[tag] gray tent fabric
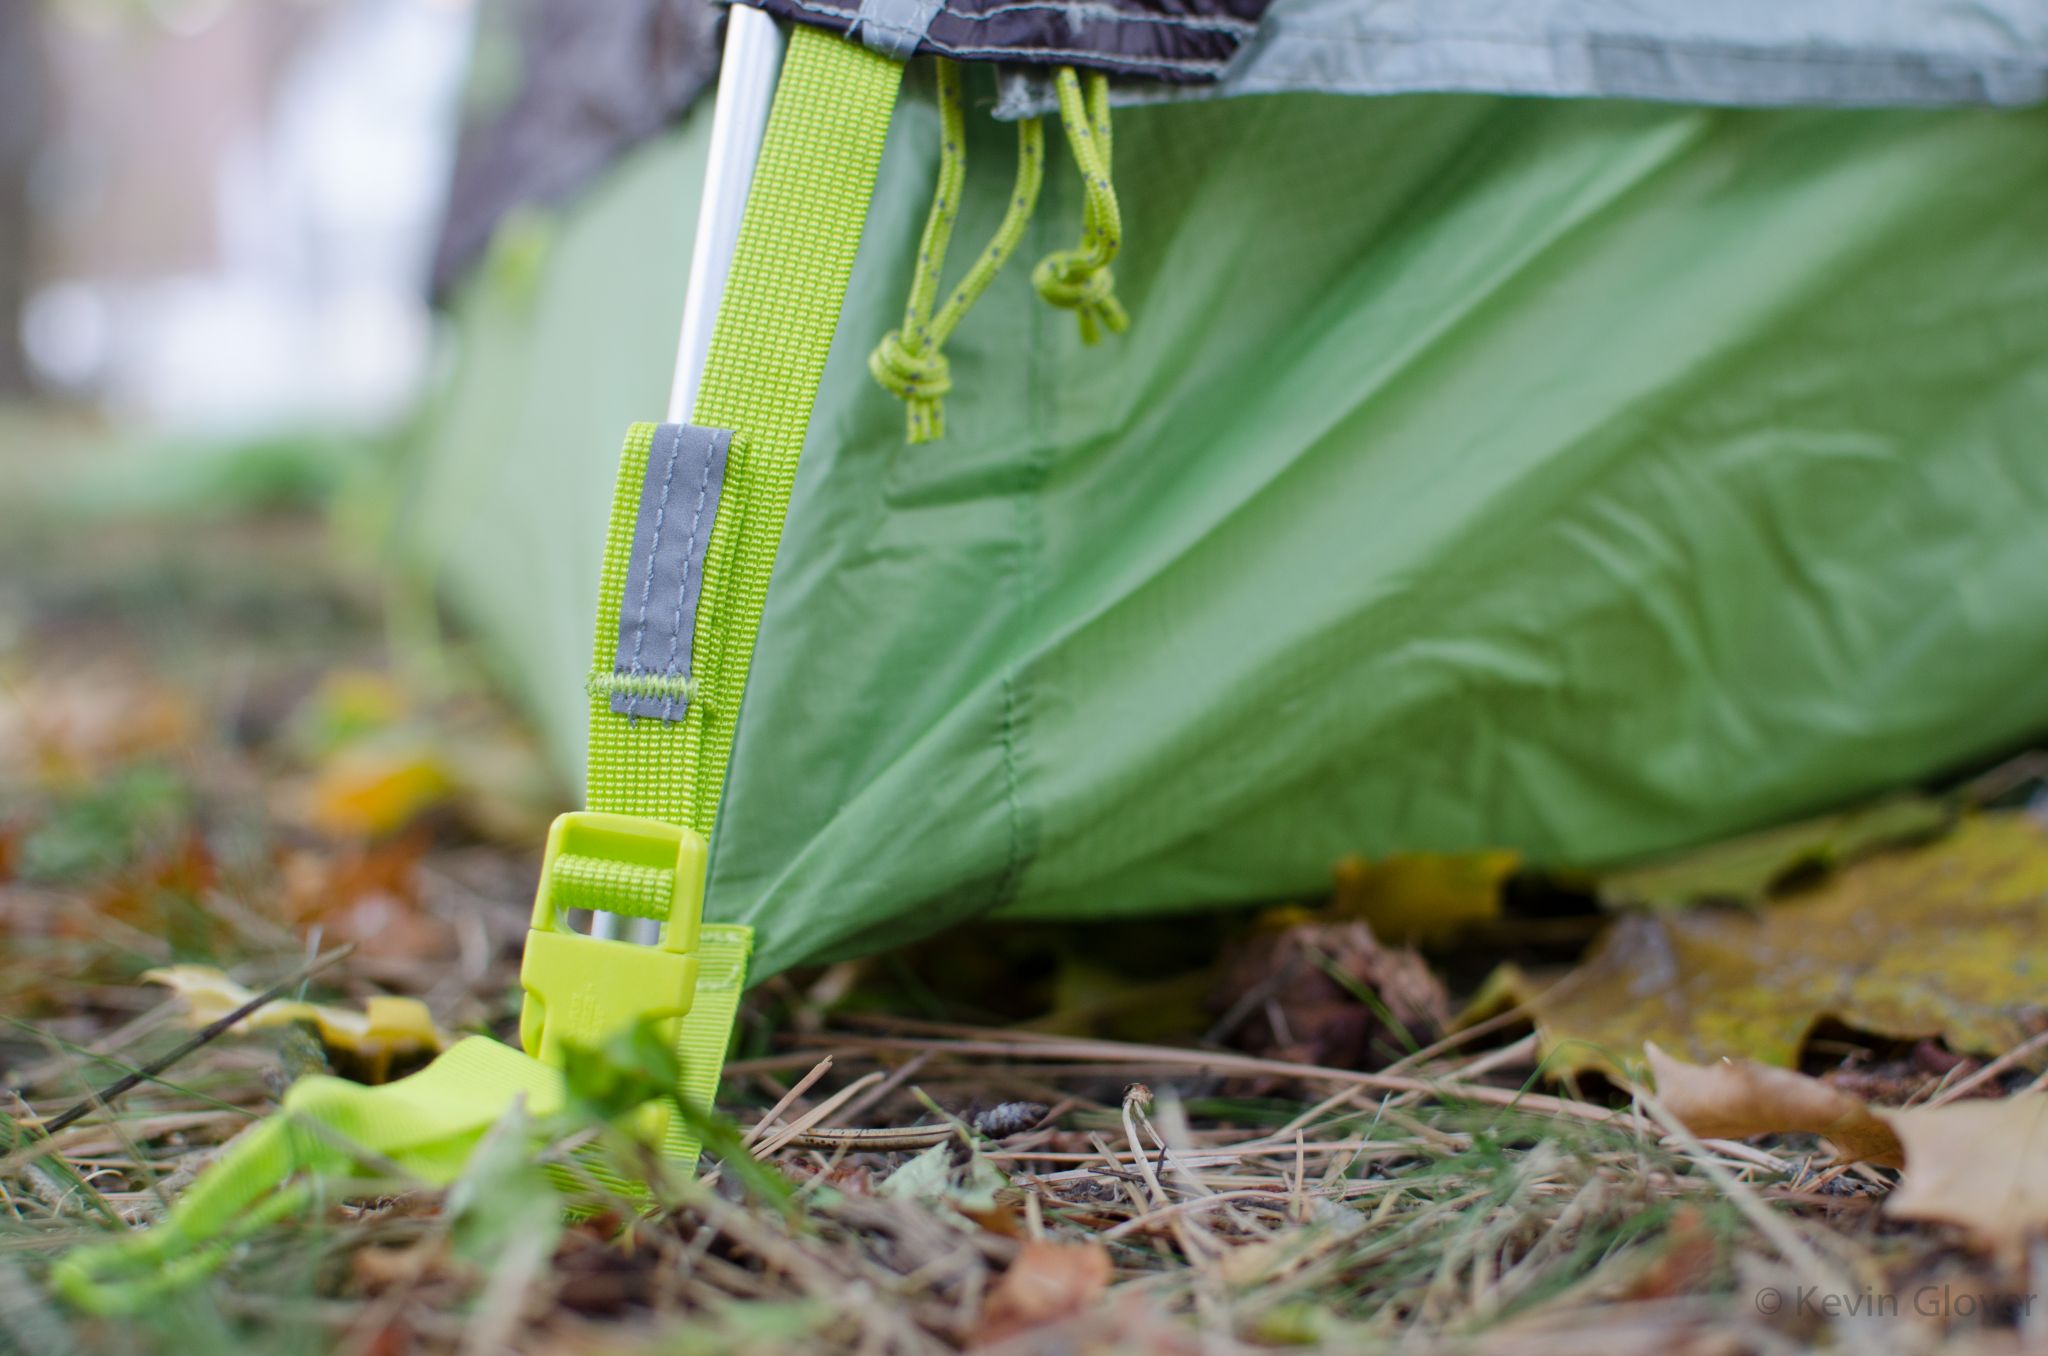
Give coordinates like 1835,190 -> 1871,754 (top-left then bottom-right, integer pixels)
994,0 -> 2048,117
430,0 -> 721,298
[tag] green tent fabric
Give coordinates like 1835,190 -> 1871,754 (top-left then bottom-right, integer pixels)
405,64 -> 2048,978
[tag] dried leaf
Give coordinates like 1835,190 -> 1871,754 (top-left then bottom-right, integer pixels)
1211,916 -> 1447,1075
1884,1096 -> 2048,1257
1613,1204 -> 1717,1302
1645,1044 -> 1903,1166
879,1139 -> 1008,1216
971,1240 -> 1112,1348
1648,1045 -> 2048,1256
1516,813 -> 2048,1073
1331,850 -> 1520,947
280,838 -> 451,964
144,964 -> 447,1071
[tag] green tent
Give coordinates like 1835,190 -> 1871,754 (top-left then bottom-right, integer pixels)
407,2 -> 2048,979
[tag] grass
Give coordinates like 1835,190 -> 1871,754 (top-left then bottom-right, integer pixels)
0,420 -> 2039,1353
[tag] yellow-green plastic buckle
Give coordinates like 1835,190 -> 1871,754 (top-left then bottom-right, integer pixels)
518,812 -> 706,1076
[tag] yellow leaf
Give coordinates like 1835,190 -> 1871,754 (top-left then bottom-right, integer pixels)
304,743 -> 453,838
1601,793 -> 1951,908
143,964 -> 446,1066
1330,850 -> 1519,948
1514,813 -> 2048,1074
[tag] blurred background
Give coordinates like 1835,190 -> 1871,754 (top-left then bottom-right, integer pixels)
3,0 -> 471,432
0,0 -> 592,1039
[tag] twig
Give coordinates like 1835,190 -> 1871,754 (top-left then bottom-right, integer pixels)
744,1057 -> 834,1148
803,1029 -> 1656,1133
31,944 -> 357,1137
1929,1026 -> 2048,1107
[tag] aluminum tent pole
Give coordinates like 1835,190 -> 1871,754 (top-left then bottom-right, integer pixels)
667,4 -> 787,424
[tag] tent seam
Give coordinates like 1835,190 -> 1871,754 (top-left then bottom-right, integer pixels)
990,166 -> 1052,915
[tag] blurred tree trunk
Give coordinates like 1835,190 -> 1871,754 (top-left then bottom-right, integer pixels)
0,0 -> 45,396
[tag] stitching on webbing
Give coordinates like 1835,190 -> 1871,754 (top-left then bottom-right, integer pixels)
589,669 -> 701,705
628,428 -> 684,679
663,449 -> 717,720
682,442 -> 748,838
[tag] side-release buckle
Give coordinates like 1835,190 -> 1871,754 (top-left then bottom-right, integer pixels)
518,812 -> 705,1075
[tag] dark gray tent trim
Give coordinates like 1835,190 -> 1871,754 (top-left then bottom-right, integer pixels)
993,0 -> 2048,117
736,0 -> 1271,81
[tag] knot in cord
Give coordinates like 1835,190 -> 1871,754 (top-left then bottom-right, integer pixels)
868,327 -> 952,443
1032,252 -> 1126,345
869,60 -> 1045,445
1034,67 -> 1128,346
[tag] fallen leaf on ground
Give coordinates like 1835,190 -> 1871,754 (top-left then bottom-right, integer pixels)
1036,960 -> 1213,1043
1600,794 -> 1951,909
1505,813 -> 2048,1073
880,1139 -> 1009,1216
301,742 -> 453,838
1884,1096 -> 2048,1257
1331,850 -> 1520,947
1650,1045 -> 2048,1256
1612,1203 -> 1718,1302
971,1240 -> 1112,1348
1210,915 -> 1447,1076
1645,1043 -> 1902,1166
144,964 -> 447,1077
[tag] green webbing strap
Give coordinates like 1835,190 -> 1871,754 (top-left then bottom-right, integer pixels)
584,21 -> 901,1166
661,924 -> 754,1166
587,27 -> 902,840
53,26 -> 903,1313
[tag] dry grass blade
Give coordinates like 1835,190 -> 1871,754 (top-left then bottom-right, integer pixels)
33,943 -> 357,1136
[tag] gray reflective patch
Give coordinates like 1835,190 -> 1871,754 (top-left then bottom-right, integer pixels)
849,0 -> 945,62
610,423 -> 733,722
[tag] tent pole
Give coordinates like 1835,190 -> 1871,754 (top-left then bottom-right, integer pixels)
666,4 -> 787,424
596,6 -> 786,947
